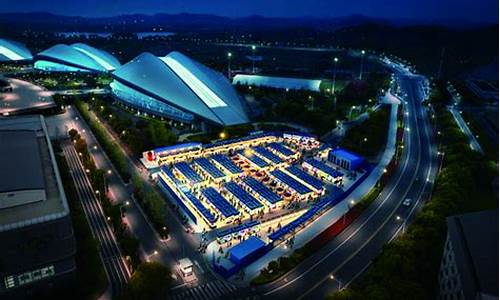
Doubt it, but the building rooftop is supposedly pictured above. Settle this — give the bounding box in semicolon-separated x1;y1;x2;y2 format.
0;38;33;61
229;236;267;264
0;130;45;193
232;74;322;92
447;210;499;298
111;51;249;126
0;115;69;232
0;78;55;116
331;148;364;162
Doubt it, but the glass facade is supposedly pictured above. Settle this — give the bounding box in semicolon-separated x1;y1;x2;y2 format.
110;80;194;122
34;60;89;72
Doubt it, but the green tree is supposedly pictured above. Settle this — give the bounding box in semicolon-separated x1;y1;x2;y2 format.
121;262;171;300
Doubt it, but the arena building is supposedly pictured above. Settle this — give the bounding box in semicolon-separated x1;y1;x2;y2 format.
0;38;32;62
34;43;120;72
110;51;249;126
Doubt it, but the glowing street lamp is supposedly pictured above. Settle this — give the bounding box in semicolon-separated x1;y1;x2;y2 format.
331;57;339;96
219;132;226;139
227;52;232;79
359;50;366;80
251;45;256;74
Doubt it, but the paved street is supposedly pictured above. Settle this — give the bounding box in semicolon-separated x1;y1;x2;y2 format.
62;141;130;297
246;69;438;299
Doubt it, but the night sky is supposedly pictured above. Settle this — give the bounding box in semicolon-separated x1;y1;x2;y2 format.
0;0;498;23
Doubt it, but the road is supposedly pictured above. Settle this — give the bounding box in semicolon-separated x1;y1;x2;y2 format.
48;107;186;297
248;70;438;299
62;141;130;296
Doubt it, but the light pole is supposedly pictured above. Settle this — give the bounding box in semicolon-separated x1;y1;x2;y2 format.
396;215;406;233
251;45;256;74
331;57;338;96
227;52;232;79
329;274;342;290
359;50;366;80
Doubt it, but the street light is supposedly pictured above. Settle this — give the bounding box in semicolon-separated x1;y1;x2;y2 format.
227;52;232;79
329;274;342;290
331;57;338;96
251;45;256;74
359;50;366;80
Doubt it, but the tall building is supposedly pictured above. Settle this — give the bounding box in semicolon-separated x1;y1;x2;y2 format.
0;116;76;297
438;210;498;300
110;51;249;127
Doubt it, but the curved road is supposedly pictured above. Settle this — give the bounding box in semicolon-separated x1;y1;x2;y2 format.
249;71;438;300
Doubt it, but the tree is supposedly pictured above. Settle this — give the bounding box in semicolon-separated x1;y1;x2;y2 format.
121;262;171;300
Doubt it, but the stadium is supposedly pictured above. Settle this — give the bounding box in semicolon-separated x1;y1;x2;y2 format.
142;131;370;277
0;39;33;62
34;43;121;72
110;51;249;126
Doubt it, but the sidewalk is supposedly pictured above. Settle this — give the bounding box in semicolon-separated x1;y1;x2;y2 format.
449;106;484;154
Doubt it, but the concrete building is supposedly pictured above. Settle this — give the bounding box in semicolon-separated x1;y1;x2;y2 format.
0;115;76;297
438;210;498;300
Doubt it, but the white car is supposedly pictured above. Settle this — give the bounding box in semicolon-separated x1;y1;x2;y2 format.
402;198;412;207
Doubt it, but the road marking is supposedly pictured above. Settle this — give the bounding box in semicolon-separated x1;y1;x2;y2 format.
264;78;418;296
297;76;434;300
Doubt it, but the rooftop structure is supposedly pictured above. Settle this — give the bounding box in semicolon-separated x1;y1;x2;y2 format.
0;130;45;208
111;51;249;126
228;236;267;265
34;43;120;72
233;74;322;92
0;115;75;296
328;148;365;171
0;115;69;231
0;78;55;116
0;39;32;62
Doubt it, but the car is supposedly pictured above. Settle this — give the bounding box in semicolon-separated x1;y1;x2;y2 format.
402;198;412;207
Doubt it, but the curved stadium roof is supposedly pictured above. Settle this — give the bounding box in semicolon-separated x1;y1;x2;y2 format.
111;51;249;126
0;38;33;62
35;43;120;72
